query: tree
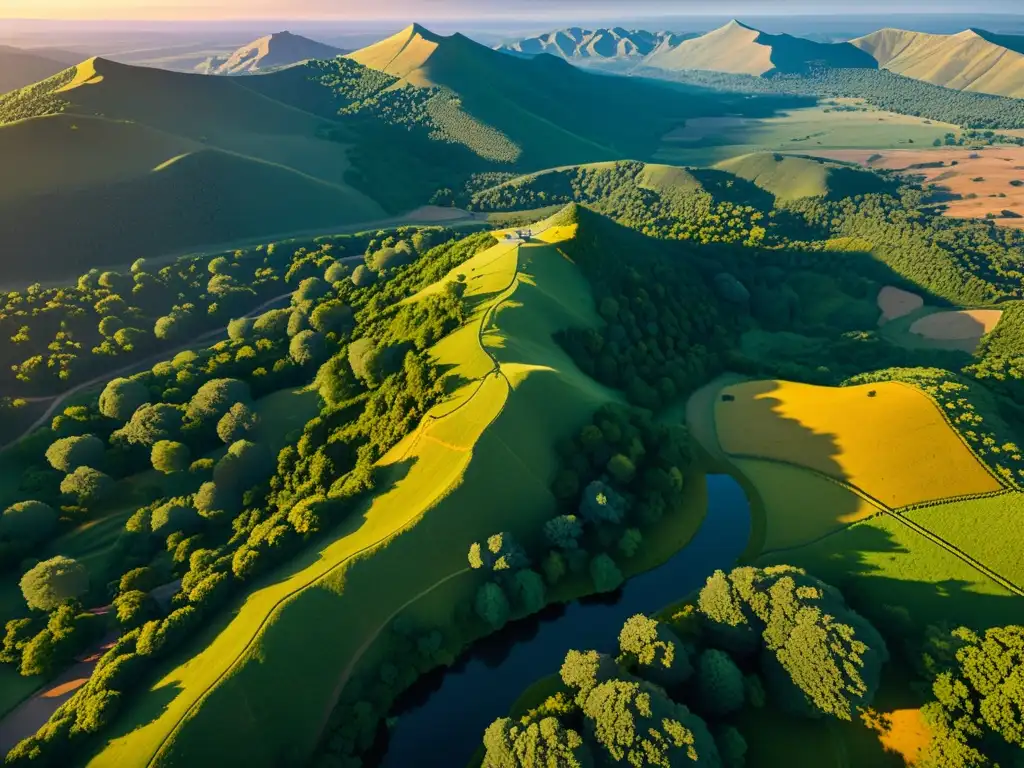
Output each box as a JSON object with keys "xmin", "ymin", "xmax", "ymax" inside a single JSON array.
[
  {"xmin": 294, "ymin": 276, "xmax": 330, "ymax": 304},
  {"xmin": 351, "ymin": 265, "xmax": 377, "ymax": 288},
  {"xmin": 45, "ymin": 434, "xmax": 105, "ymax": 473},
  {"xmin": 696, "ymin": 649, "xmax": 746, "ymax": 716},
  {"xmin": 216, "ymin": 402, "xmax": 259, "ymax": 444},
  {"xmin": 20, "ymin": 556, "xmax": 88, "ymax": 611},
  {"xmin": 253, "ymin": 308, "xmax": 290, "ymax": 338},
  {"xmin": 113, "ymin": 590, "xmax": 156, "ymax": 629},
  {"xmin": 617, "ymin": 528, "xmax": 642, "ymax": 559},
  {"xmin": 310, "ymin": 301, "xmax": 353, "ymax": 335},
  {"xmin": 929, "ymin": 625, "xmax": 1024, "ymax": 752},
  {"xmin": 618, "ymin": 614, "xmax": 692, "ymax": 688},
  {"xmin": 119, "ymin": 567, "xmax": 158, "ymax": 594},
  {"xmin": 185, "ymin": 378, "xmax": 251, "ymax": 426},
  {"xmin": 60, "ymin": 466, "xmax": 114, "ymax": 505},
  {"xmin": 227, "ymin": 317, "xmax": 254, "ymax": 342},
  {"xmin": 98, "ymin": 378, "xmax": 150, "ymax": 422},
  {"xmin": 698, "ymin": 566, "xmax": 889, "ymax": 720},
  {"xmin": 98, "ymin": 316, "xmax": 124, "ymax": 337},
  {"xmin": 348, "ymin": 338, "xmax": 386, "ymax": 388},
  {"xmin": 151, "ymin": 440, "xmax": 191, "ymax": 474},
  {"xmin": 208, "ymin": 256, "xmax": 230, "ymax": 275},
  {"xmin": 289, "ymin": 329, "xmax": 327, "ymax": 367},
  {"xmin": 315, "ymin": 352, "xmax": 361, "ymax": 407},
  {"xmin": 579, "ymin": 481, "xmax": 627, "ymax": 525},
  {"xmin": 213, "ymin": 440, "xmax": 273, "ymax": 492},
  {"xmin": 150, "ymin": 501, "xmax": 199, "ymax": 536},
  {"xmin": 510, "ymin": 569, "xmax": 546, "ymax": 613},
  {"xmin": 324, "ymin": 261, "xmax": 349, "ymax": 283},
  {"xmin": 582, "ymin": 679, "xmax": 721, "ymax": 767},
  {"xmin": 543, "ymin": 515, "xmax": 583, "ymax": 551},
  {"xmin": 560, "ymin": 649, "xmax": 618, "ymax": 706},
  {"xmin": 475, "ymin": 582, "xmax": 511, "ymax": 629},
  {"xmin": 1, "ymin": 501, "xmax": 57, "ymax": 546},
  {"xmin": 370, "ymin": 243, "xmax": 415, "ymax": 271},
  {"xmin": 607, "ymin": 454, "xmax": 636, "ymax": 485},
  {"xmin": 115, "ymin": 403, "xmax": 183, "ymax": 446},
  {"xmin": 589, "ymin": 554, "xmax": 623, "ymax": 593},
  {"xmin": 0, "ymin": 618, "xmax": 35, "ymax": 665},
  {"xmin": 287, "ymin": 309, "xmax": 309, "ymax": 337},
  {"xmin": 715, "ymin": 726, "xmax": 748, "ymax": 768},
  {"xmin": 482, "ymin": 716, "xmax": 593, "ymax": 768},
  {"xmin": 194, "ymin": 481, "xmax": 239, "ymax": 521}
]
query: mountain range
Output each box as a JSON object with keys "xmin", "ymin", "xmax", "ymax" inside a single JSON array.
[
  {"xmin": 0, "ymin": 45, "xmax": 85, "ymax": 95},
  {"xmin": 496, "ymin": 27, "xmax": 692, "ymax": 60},
  {"xmin": 502, "ymin": 19, "xmax": 1024, "ymax": 98}
]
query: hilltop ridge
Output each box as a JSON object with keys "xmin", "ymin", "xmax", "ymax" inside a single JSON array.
[
  {"xmin": 852, "ymin": 26, "xmax": 1024, "ymax": 98},
  {"xmin": 206, "ymin": 31, "xmax": 347, "ymax": 75}
]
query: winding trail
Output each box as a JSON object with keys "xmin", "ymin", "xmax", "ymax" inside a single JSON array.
[
  {"xmin": 140, "ymin": 239, "xmax": 529, "ymax": 767},
  {"xmin": 0, "ymin": 291, "xmax": 294, "ymax": 452}
]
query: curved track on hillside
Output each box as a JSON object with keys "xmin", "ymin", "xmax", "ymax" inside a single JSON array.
[{"xmin": 141, "ymin": 241, "xmax": 527, "ymax": 767}]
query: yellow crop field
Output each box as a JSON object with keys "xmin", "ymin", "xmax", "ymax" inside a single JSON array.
[
  {"xmin": 734, "ymin": 458, "xmax": 882, "ymax": 552},
  {"xmin": 716, "ymin": 380, "xmax": 1002, "ymax": 508}
]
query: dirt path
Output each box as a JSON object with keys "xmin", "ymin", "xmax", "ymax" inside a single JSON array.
[
  {"xmin": 0, "ymin": 580, "xmax": 181, "ymax": 755},
  {"xmin": 0, "ymin": 291, "xmax": 293, "ymax": 453}
]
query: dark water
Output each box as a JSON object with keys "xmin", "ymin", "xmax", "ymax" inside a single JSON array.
[{"xmin": 376, "ymin": 474, "xmax": 752, "ymax": 768}]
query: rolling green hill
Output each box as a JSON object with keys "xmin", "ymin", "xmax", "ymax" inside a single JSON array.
[
  {"xmin": 0, "ymin": 57, "xmax": 383, "ymax": 281},
  {"xmin": 714, "ymin": 151, "xmax": 896, "ymax": 201},
  {"xmin": 852, "ymin": 27, "xmax": 1024, "ymax": 99},
  {"xmin": 645, "ymin": 19, "xmax": 876, "ymax": 76}
]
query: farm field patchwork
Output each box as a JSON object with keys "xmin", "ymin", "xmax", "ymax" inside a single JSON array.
[
  {"xmin": 903, "ymin": 492, "xmax": 1024, "ymax": 589},
  {"xmin": 656, "ymin": 103, "xmax": 955, "ymax": 166},
  {"xmin": 877, "ymin": 287, "xmax": 1003, "ymax": 353},
  {"xmin": 716, "ymin": 379, "xmax": 1002, "ymax": 508},
  {"xmin": 803, "ymin": 145, "xmax": 1024, "ymax": 226}
]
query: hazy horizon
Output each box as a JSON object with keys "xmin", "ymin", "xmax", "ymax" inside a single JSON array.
[{"xmin": 5, "ymin": 0, "xmax": 1024, "ymax": 21}]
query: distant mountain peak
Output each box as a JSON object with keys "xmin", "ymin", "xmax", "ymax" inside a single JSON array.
[
  {"xmin": 496, "ymin": 27, "xmax": 685, "ymax": 61},
  {"xmin": 723, "ymin": 19, "xmax": 757, "ymax": 32},
  {"xmin": 206, "ymin": 31, "xmax": 346, "ymax": 75}
]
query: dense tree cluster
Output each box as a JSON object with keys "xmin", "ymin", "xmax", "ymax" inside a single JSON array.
[
  {"xmin": 642, "ymin": 66, "xmax": 1024, "ymax": 129},
  {"xmin": 482, "ymin": 565, "xmax": 887, "ymax": 767}
]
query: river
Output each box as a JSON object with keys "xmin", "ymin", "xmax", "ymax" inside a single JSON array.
[{"xmin": 376, "ymin": 473, "xmax": 752, "ymax": 768}]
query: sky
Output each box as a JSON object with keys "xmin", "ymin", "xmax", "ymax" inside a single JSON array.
[{"xmin": 5, "ymin": 0, "xmax": 1024, "ymax": 21}]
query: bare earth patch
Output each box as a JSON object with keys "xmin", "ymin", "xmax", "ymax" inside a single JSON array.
[
  {"xmin": 877, "ymin": 286, "xmax": 924, "ymax": 325},
  {"xmin": 909, "ymin": 309, "xmax": 1003, "ymax": 351},
  {"xmin": 862, "ymin": 707, "xmax": 931, "ymax": 765},
  {"xmin": 799, "ymin": 146, "xmax": 1024, "ymax": 227}
]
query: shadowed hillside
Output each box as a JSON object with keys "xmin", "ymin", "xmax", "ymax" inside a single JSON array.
[
  {"xmin": 646, "ymin": 20, "xmax": 876, "ymax": 76},
  {"xmin": 0, "ymin": 46, "xmax": 71, "ymax": 95},
  {"xmin": 852, "ymin": 27, "xmax": 1024, "ymax": 98}
]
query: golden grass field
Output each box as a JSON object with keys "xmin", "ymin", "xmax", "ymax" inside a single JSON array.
[
  {"xmin": 909, "ymin": 309, "xmax": 1003, "ymax": 342},
  {"xmin": 877, "ymin": 285, "xmax": 924, "ymax": 325},
  {"xmin": 804, "ymin": 146, "xmax": 1024, "ymax": 227},
  {"xmin": 716, "ymin": 379, "xmax": 1002, "ymax": 508}
]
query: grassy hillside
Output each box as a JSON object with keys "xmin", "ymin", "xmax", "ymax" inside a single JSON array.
[
  {"xmin": 852, "ymin": 27, "xmax": 1024, "ymax": 99},
  {"xmin": 85, "ymin": 213, "xmax": 627, "ymax": 767},
  {"xmin": 714, "ymin": 152, "xmax": 896, "ymax": 200},
  {"xmin": 0, "ymin": 57, "xmax": 383, "ymax": 281},
  {"xmin": 645, "ymin": 19, "xmax": 876, "ymax": 76},
  {"xmin": 339, "ymin": 24, "xmax": 738, "ymax": 167},
  {"xmin": 0, "ymin": 46, "xmax": 70, "ymax": 96}
]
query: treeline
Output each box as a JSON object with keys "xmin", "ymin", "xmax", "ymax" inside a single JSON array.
[
  {"xmin": 479, "ymin": 564, "xmax": 889, "ymax": 767},
  {"xmin": 0, "ymin": 230, "xmax": 494, "ymax": 765},
  {"xmin": 641, "ymin": 65, "xmax": 1024, "ymax": 129},
  {"xmin": 0, "ymin": 66, "xmax": 74, "ymax": 126}
]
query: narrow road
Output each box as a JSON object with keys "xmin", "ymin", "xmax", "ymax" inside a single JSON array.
[
  {"xmin": 0, "ymin": 291, "xmax": 293, "ymax": 452},
  {"xmin": 0, "ymin": 580, "xmax": 181, "ymax": 755}
]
